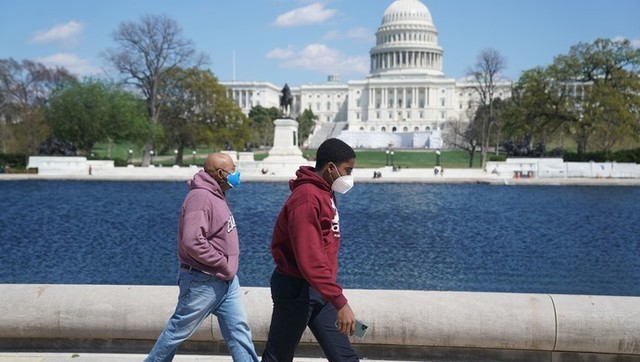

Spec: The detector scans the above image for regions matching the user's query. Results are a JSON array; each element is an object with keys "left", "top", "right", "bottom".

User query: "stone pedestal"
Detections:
[
  {"left": 263, "top": 119, "right": 305, "bottom": 162},
  {"left": 259, "top": 118, "right": 313, "bottom": 176}
]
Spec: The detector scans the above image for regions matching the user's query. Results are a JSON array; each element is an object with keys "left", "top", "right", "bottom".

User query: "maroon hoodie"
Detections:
[
  {"left": 271, "top": 166, "right": 348, "bottom": 309},
  {"left": 177, "top": 170, "right": 239, "bottom": 281}
]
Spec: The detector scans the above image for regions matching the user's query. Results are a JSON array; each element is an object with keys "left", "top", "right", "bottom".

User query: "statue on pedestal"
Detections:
[{"left": 279, "top": 83, "right": 293, "bottom": 118}]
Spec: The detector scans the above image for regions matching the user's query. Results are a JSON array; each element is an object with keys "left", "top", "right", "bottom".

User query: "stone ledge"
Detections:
[{"left": 1, "top": 285, "right": 639, "bottom": 360}]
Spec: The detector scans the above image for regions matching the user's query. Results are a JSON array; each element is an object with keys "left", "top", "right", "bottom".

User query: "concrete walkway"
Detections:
[{"left": 0, "top": 353, "right": 402, "bottom": 362}]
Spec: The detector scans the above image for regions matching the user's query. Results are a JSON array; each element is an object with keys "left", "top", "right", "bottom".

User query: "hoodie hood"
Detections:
[
  {"left": 188, "top": 170, "right": 225, "bottom": 200},
  {"left": 290, "top": 166, "right": 332, "bottom": 193}
]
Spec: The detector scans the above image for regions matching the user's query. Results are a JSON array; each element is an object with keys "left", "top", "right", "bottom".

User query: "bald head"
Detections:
[
  {"left": 204, "top": 153, "right": 234, "bottom": 173},
  {"left": 203, "top": 153, "right": 236, "bottom": 192}
]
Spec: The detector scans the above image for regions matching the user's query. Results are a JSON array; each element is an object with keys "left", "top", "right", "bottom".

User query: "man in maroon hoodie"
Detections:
[
  {"left": 146, "top": 153, "right": 258, "bottom": 362},
  {"left": 262, "top": 138, "right": 359, "bottom": 362}
]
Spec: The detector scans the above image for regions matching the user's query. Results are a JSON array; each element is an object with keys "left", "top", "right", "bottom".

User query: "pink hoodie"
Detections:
[{"left": 177, "top": 170, "right": 239, "bottom": 280}]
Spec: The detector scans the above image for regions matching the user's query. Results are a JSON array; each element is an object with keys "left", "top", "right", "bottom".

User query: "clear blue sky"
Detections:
[{"left": 1, "top": 0, "right": 639, "bottom": 87}]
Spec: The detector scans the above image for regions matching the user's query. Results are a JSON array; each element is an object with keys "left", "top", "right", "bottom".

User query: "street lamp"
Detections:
[
  {"left": 149, "top": 150, "right": 154, "bottom": 165},
  {"left": 390, "top": 151, "right": 395, "bottom": 167},
  {"left": 174, "top": 149, "right": 178, "bottom": 165},
  {"left": 128, "top": 149, "right": 133, "bottom": 164},
  {"left": 192, "top": 150, "right": 197, "bottom": 165},
  {"left": 435, "top": 149, "right": 441, "bottom": 167},
  {"left": 385, "top": 150, "right": 390, "bottom": 166}
]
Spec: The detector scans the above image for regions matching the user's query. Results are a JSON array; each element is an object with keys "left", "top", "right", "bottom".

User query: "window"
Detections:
[
  {"left": 414, "top": 127, "right": 419, "bottom": 131},
  {"left": 327, "top": 102, "right": 331, "bottom": 111},
  {"left": 403, "top": 127, "right": 408, "bottom": 131},
  {"left": 359, "top": 127, "right": 364, "bottom": 131},
  {"left": 392, "top": 127, "right": 397, "bottom": 132}
]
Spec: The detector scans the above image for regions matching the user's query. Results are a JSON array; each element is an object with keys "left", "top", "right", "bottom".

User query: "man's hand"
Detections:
[{"left": 336, "top": 303, "right": 356, "bottom": 335}]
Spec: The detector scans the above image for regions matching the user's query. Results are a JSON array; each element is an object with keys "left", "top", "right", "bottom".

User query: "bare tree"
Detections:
[
  {"left": 104, "top": 14, "right": 207, "bottom": 166},
  {"left": 0, "top": 58, "right": 75, "bottom": 153},
  {"left": 466, "top": 48, "right": 506, "bottom": 169},
  {"left": 443, "top": 106, "right": 480, "bottom": 168}
]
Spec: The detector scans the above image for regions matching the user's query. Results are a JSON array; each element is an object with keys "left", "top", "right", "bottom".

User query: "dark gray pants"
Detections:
[{"left": 261, "top": 270, "right": 359, "bottom": 362}]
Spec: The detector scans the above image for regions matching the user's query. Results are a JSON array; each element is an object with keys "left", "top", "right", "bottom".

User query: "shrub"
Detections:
[
  {"left": 0, "top": 154, "right": 28, "bottom": 168},
  {"left": 563, "top": 148, "right": 640, "bottom": 163},
  {"left": 489, "top": 155, "right": 507, "bottom": 162}
]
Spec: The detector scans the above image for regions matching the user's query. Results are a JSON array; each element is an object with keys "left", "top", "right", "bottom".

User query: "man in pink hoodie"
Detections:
[
  {"left": 146, "top": 153, "right": 258, "bottom": 362},
  {"left": 262, "top": 138, "right": 360, "bottom": 362}
]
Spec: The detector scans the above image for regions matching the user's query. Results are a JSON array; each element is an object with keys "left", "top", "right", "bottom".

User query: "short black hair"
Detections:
[{"left": 315, "top": 138, "right": 356, "bottom": 169}]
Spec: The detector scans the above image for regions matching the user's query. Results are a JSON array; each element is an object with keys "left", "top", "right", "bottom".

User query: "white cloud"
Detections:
[
  {"left": 36, "top": 53, "right": 102, "bottom": 76},
  {"left": 274, "top": 3, "right": 336, "bottom": 27},
  {"left": 30, "top": 21, "right": 84, "bottom": 46},
  {"left": 322, "top": 28, "right": 373, "bottom": 43},
  {"left": 266, "top": 45, "right": 296, "bottom": 59},
  {"left": 322, "top": 30, "right": 340, "bottom": 42},
  {"left": 268, "top": 43, "right": 368, "bottom": 76},
  {"left": 612, "top": 36, "right": 640, "bottom": 49},
  {"left": 345, "top": 27, "right": 373, "bottom": 41}
]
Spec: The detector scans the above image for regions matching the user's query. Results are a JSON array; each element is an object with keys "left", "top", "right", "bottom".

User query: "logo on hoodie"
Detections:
[
  {"left": 330, "top": 198, "right": 340, "bottom": 237},
  {"left": 227, "top": 214, "right": 237, "bottom": 233}
]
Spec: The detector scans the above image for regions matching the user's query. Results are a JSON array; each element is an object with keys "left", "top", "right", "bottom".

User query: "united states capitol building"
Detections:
[{"left": 221, "top": 0, "right": 511, "bottom": 149}]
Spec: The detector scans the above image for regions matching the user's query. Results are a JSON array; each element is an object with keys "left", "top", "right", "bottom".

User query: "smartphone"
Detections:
[{"left": 354, "top": 319, "right": 369, "bottom": 339}]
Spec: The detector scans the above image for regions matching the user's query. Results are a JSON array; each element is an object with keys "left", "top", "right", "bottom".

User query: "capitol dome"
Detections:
[
  {"left": 382, "top": 0, "right": 433, "bottom": 26},
  {"left": 369, "top": 0, "right": 444, "bottom": 78}
]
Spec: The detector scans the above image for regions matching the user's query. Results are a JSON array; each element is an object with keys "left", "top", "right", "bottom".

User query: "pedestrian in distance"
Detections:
[
  {"left": 145, "top": 153, "right": 259, "bottom": 362},
  {"left": 262, "top": 138, "right": 360, "bottom": 362}
]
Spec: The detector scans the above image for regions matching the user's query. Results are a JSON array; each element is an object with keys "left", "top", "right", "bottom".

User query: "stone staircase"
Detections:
[{"left": 306, "top": 121, "right": 348, "bottom": 148}]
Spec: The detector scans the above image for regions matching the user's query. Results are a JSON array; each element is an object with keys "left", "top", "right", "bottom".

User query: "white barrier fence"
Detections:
[{"left": 487, "top": 158, "right": 640, "bottom": 179}]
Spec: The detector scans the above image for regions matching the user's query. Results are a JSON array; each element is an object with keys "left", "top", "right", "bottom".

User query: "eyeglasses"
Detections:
[{"left": 216, "top": 168, "right": 235, "bottom": 175}]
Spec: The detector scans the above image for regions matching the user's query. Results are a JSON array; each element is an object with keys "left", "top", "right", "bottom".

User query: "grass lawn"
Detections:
[
  {"left": 350, "top": 149, "right": 479, "bottom": 168},
  {"left": 92, "top": 142, "right": 481, "bottom": 169}
]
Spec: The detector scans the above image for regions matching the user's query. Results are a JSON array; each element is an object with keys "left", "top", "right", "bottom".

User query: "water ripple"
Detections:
[{"left": 1, "top": 181, "right": 639, "bottom": 296}]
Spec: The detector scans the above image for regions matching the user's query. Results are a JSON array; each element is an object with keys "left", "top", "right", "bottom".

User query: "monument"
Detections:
[
  {"left": 258, "top": 118, "right": 313, "bottom": 176},
  {"left": 279, "top": 83, "right": 293, "bottom": 118}
]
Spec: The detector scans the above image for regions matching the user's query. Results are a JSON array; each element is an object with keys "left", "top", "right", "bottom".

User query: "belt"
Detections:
[
  {"left": 180, "top": 263, "right": 204, "bottom": 273},
  {"left": 180, "top": 263, "right": 223, "bottom": 279}
]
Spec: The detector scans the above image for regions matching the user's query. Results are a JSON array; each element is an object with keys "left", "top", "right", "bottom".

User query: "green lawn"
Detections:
[
  {"left": 350, "top": 149, "right": 479, "bottom": 168},
  {"left": 92, "top": 142, "right": 481, "bottom": 168}
]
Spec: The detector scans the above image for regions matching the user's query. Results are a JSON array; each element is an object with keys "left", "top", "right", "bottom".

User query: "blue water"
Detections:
[{"left": 1, "top": 180, "right": 639, "bottom": 296}]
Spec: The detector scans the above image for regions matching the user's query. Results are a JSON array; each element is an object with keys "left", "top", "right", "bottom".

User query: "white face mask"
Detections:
[{"left": 330, "top": 164, "right": 354, "bottom": 194}]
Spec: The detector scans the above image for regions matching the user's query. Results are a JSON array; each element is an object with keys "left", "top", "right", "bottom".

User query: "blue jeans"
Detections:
[{"left": 145, "top": 269, "right": 259, "bottom": 362}]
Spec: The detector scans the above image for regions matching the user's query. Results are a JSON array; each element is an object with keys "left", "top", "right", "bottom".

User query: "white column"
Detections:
[
  {"left": 402, "top": 88, "right": 407, "bottom": 109},
  {"left": 394, "top": 88, "right": 398, "bottom": 109},
  {"left": 412, "top": 88, "right": 417, "bottom": 109},
  {"left": 382, "top": 88, "right": 387, "bottom": 109}
]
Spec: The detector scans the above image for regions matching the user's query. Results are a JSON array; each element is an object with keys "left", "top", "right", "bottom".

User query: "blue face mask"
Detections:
[{"left": 226, "top": 170, "right": 241, "bottom": 188}]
